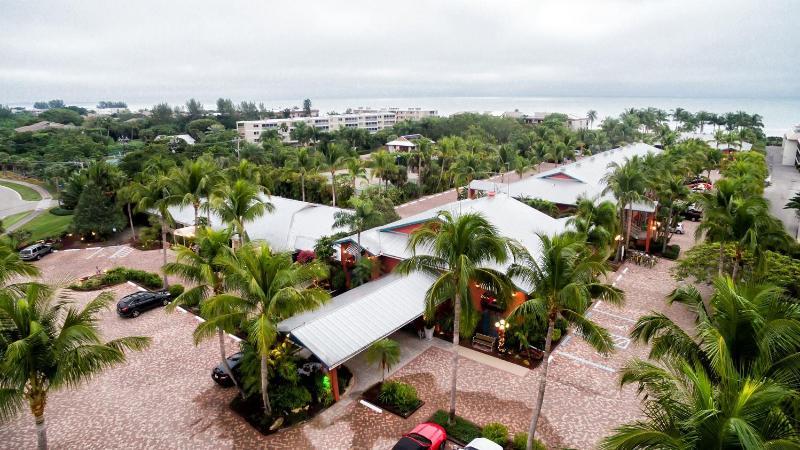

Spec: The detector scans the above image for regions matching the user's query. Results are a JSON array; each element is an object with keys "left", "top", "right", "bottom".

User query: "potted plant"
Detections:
[{"left": 423, "top": 300, "right": 436, "bottom": 340}]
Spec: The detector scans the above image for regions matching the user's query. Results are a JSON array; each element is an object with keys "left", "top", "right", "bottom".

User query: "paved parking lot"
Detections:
[{"left": 1, "top": 228, "right": 700, "bottom": 449}]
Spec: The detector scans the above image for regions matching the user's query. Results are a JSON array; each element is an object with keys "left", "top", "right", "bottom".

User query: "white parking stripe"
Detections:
[
  {"left": 85, "top": 248, "right": 105, "bottom": 259},
  {"left": 555, "top": 351, "right": 616, "bottom": 372}
]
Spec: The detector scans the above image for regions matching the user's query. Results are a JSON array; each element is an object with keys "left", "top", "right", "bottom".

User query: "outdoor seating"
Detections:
[{"left": 472, "top": 333, "right": 496, "bottom": 352}]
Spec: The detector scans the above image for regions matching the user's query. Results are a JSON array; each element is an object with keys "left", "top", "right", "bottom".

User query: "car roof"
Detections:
[
  {"left": 392, "top": 436, "right": 429, "bottom": 450},
  {"left": 465, "top": 437, "right": 504, "bottom": 450}
]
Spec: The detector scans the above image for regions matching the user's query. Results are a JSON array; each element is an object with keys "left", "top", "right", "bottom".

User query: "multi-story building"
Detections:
[
  {"left": 503, "top": 111, "right": 589, "bottom": 131},
  {"left": 237, "top": 111, "right": 398, "bottom": 143},
  {"left": 782, "top": 124, "right": 800, "bottom": 167},
  {"left": 347, "top": 107, "right": 438, "bottom": 121}
]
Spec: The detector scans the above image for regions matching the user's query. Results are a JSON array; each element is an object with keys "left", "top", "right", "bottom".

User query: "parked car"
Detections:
[
  {"left": 462, "top": 437, "right": 504, "bottom": 450},
  {"left": 116, "top": 290, "right": 173, "bottom": 318},
  {"left": 212, "top": 352, "right": 244, "bottom": 387},
  {"left": 393, "top": 423, "right": 446, "bottom": 450},
  {"left": 670, "top": 222, "right": 685, "bottom": 235},
  {"left": 681, "top": 205, "right": 703, "bottom": 222},
  {"left": 19, "top": 242, "right": 52, "bottom": 261}
]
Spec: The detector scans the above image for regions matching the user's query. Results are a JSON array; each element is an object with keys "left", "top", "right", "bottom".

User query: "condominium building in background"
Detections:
[{"left": 237, "top": 108, "right": 438, "bottom": 143}]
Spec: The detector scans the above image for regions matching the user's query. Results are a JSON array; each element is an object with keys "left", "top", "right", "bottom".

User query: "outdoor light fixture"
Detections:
[
  {"left": 495, "top": 319, "right": 509, "bottom": 353},
  {"left": 614, "top": 234, "right": 623, "bottom": 241}
]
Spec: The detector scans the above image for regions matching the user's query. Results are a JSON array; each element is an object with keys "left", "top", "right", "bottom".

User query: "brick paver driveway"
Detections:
[{"left": 1, "top": 223, "right": 702, "bottom": 449}]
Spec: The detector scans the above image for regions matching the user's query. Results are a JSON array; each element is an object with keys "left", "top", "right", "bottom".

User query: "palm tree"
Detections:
[
  {"left": 449, "top": 151, "right": 488, "bottom": 192},
  {"left": 200, "top": 243, "right": 330, "bottom": 416},
  {"left": 333, "top": 198, "right": 380, "bottom": 246},
  {"left": 370, "top": 150, "right": 397, "bottom": 192},
  {"left": 211, "top": 179, "right": 273, "bottom": 245},
  {"left": 567, "top": 198, "right": 619, "bottom": 254},
  {"left": 413, "top": 138, "right": 433, "bottom": 190},
  {"left": 169, "top": 157, "right": 219, "bottom": 226},
  {"left": 290, "top": 147, "right": 319, "bottom": 202},
  {"left": 163, "top": 226, "right": 242, "bottom": 394},
  {"left": 344, "top": 157, "right": 367, "bottom": 193},
  {"left": 514, "top": 156, "right": 534, "bottom": 180},
  {"left": 0, "top": 285, "right": 150, "bottom": 450},
  {"left": 602, "top": 156, "right": 650, "bottom": 261},
  {"left": 601, "top": 357, "right": 800, "bottom": 449},
  {"left": 138, "top": 173, "right": 175, "bottom": 287},
  {"left": 784, "top": 191, "right": 800, "bottom": 217},
  {"left": 396, "top": 211, "right": 514, "bottom": 424},
  {"left": 0, "top": 241, "right": 39, "bottom": 289},
  {"left": 366, "top": 338, "right": 401, "bottom": 382},
  {"left": 654, "top": 175, "right": 689, "bottom": 254},
  {"left": 117, "top": 180, "right": 144, "bottom": 243},
  {"left": 508, "top": 233, "right": 623, "bottom": 449},
  {"left": 587, "top": 110, "right": 597, "bottom": 128},
  {"left": 320, "top": 142, "right": 349, "bottom": 207}
]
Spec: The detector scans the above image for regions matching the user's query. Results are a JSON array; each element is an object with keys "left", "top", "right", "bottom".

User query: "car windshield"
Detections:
[{"left": 407, "top": 433, "right": 431, "bottom": 445}]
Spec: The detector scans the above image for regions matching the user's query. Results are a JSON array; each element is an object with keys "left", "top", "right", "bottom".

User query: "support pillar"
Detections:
[
  {"left": 341, "top": 244, "right": 351, "bottom": 289},
  {"left": 645, "top": 214, "right": 653, "bottom": 254},
  {"left": 329, "top": 367, "right": 340, "bottom": 402}
]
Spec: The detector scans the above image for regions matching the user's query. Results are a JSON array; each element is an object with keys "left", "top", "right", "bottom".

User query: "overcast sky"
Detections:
[{"left": 1, "top": 0, "right": 798, "bottom": 104}]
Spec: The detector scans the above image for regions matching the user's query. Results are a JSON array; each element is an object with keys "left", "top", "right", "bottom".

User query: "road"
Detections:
[
  {"left": 765, "top": 146, "right": 800, "bottom": 239},
  {"left": 0, "top": 178, "right": 57, "bottom": 232}
]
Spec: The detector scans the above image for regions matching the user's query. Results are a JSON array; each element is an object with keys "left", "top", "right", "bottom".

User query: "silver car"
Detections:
[{"left": 19, "top": 242, "right": 52, "bottom": 261}]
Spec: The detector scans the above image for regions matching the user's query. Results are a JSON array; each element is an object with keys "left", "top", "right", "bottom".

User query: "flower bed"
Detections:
[
  {"left": 69, "top": 267, "right": 164, "bottom": 291},
  {"left": 362, "top": 380, "right": 424, "bottom": 418}
]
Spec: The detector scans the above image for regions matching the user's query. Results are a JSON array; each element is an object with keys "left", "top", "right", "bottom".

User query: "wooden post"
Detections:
[
  {"left": 329, "top": 367, "right": 340, "bottom": 402},
  {"left": 341, "top": 244, "right": 351, "bottom": 289},
  {"left": 645, "top": 214, "right": 653, "bottom": 254}
]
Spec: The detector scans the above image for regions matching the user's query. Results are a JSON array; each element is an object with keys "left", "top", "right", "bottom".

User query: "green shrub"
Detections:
[
  {"left": 269, "top": 384, "right": 312, "bottom": 413},
  {"left": 168, "top": 284, "right": 185, "bottom": 297},
  {"left": 49, "top": 207, "right": 74, "bottom": 216},
  {"left": 513, "top": 433, "right": 546, "bottom": 450},
  {"left": 663, "top": 244, "right": 680, "bottom": 260},
  {"left": 430, "top": 409, "right": 482, "bottom": 444},
  {"left": 378, "top": 381, "right": 420, "bottom": 414},
  {"left": 551, "top": 328, "right": 562, "bottom": 341},
  {"left": 69, "top": 267, "right": 163, "bottom": 290},
  {"left": 482, "top": 422, "right": 509, "bottom": 446}
]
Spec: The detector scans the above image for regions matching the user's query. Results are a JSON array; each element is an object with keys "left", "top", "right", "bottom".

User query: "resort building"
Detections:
[
  {"left": 679, "top": 132, "right": 752, "bottom": 153},
  {"left": 469, "top": 142, "right": 663, "bottom": 250},
  {"left": 781, "top": 124, "right": 800, "bottom": 167},
  {"left": 165, "top": 195, "right": 349, "bottom": 253},
  {"left": 13, "top": 121, "right": 76, "bottom": 133},
  {"left": 502, "top": 111, "right": 589, "bottom": 131},
  {"left": 385, "top": 134, "right": 434, "bottom": 152},
  {"left": 277, "top": 193, "right": 569, "bottom": 399},
  {"left": 347, "top": 107, "right": 438, "bottom": 122},
  {"left": 236, "top": 112, "right": 397, "bottom": 144}
]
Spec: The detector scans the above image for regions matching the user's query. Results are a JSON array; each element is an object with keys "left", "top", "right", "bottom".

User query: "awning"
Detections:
[
  {"left": 277, "top": 272, "right": 435, "bottom": 369},
  {"left": 173, "top": 225, "right": 197, "bottom": 238}
]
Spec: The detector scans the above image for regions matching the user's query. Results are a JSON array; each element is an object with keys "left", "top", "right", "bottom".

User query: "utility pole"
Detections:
[{"left": 232, "top": 137, "right": 242, "bottom": 160}]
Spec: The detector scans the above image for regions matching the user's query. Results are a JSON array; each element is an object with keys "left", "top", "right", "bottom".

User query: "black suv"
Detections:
[
  {"left": 116, "top": 290, "right": 172, "bottom": 318},
  {"left": 212, "top": 352, "right": 244, "bottom": 387}
]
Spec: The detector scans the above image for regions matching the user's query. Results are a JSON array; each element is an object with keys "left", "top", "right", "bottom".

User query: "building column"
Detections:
[
  {"left": 329, "top": 367, "right": 340, "bottom": 402},
  {"left": 645, "top": 214, "right": 653, "bottom": 254},
  {"left": 340, "top": 244, "right": 351, "bottom": 289}
]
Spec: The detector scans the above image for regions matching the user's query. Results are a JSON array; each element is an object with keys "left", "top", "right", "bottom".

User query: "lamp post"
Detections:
[{"left": 495, "top": 319, "right": 509, "bottom": 353}]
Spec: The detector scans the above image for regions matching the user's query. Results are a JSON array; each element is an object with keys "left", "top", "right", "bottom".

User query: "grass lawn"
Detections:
[
  {"left": 1, "top": 211, "right": 31, "bottom": 229},
  {"left": 0, "top": 181, "right": 42, "bottom": 201},
  {"left": 18, "top": 211, "right": 72, "bottom": 242}
]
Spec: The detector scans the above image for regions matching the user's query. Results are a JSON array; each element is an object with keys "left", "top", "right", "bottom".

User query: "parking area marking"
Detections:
[
  {"left": 610, "top": 334, "right": 631, "bottom": 350},
  {"left": 109, "top": 247, "right": 133, "bottom": 259},
  {"left": 84, "top": 248, "right": 105, "bottom": 259},
  {"left": 555, "top": 351, "right": 616, "bottom": 373},
  {"left": 591, "top": 308, "right": 637, "bottom": 323}
]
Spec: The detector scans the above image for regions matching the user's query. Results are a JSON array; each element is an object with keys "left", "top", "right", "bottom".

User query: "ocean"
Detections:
[{"left": 10, "top": 96, "right": 800, "bottom": 137}]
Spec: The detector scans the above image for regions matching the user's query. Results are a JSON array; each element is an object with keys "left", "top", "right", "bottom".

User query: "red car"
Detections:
[{"left": 393, "top": 422, "right": 447, "bottom": 450}]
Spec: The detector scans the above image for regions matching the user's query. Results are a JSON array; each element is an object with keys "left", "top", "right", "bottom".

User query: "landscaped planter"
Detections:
[{"left": 361, "top": 381, "right": 425, "bottom": 418}]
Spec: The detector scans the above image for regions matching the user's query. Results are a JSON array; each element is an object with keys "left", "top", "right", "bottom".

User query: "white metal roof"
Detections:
[
  {"left": 278, "top": 272, "right": 435, "bottom": 368},
  {"left": 470, "top": 143, "right": 660, "bottom": 212},
  {"left": 386, "top": 139, "right": 416, "bottom": 147},
  {"left": 166, "top": 195, "right": 349, "bottom": 252}
]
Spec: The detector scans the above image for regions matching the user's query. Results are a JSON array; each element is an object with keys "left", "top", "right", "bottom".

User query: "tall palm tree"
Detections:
[
  {"left": 413, "top": 138, "right": 433, "bottom": 190},
  {"left": 289, "top": 147, "right": 318, "bottom": 202},
  {"left": 567, "top": 198, "right": 619, "bottom": 254},
  {"left": 509, "top": 233, "right": 623, "bottom": 449},
  {"left": 0, "top": 285, "right": 150, "bottom": 450},
  {"left": 396, "top": 211, "right": 514, "bottom": 424},
  {"left": 654, "top": 175, "right": 689, "bottom": 253},
  {"left": 370, "top": 150, "right": 398, "bottom": 192},
  {"left": 602, "top": 156, "right": 650, "bottom": 262},
  {"left": 138, "top": 173, "right": 175, "bottom": 287},
  {"left": 0, "top": 241, "right": 39, "bottom": 290},
  {"left": 320, "top": 142, "right": 349, "bottom": 207},
  {"left": 344, "top": 158, "right": 367, "bottom": 193},
  {"left": 199, "top": 243, "right": 330, "bottom": 416},
  {"left": 163, "top": 226, "right": 242, "bottom": 394},
  {"left": 211, "top": 179, "right": 273, "bottom": 245},
  {"left": 587, "top": 110, "right": 597, "bottom": 128},
  {"left": 333, "top": 198, "right": 380, "bottom": 246},
  {"left": 449, "top": 151, "right": 488, "bottom": 192},
  {"left": 169, "top": 157, "right": 220, "bottom": 226},
  {"left": 117, "top": 180, "right": 144, "bottom": 243},
  {"left": 366, "top": 338, "right": 401, "bottom": 382}
]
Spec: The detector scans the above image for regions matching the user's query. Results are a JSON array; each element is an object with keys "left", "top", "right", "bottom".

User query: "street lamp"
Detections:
[{"left": 494, "top": 319, "right": 510, "bottom": 353}]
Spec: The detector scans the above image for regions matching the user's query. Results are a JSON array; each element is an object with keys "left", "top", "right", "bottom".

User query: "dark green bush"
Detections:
[
  {"left": 430, "top": 409, "right": 482, "bottom": 444},
  {"left": 270, "top": 384, "right": 312, "bottom": 413},
  {"left": 69, "top": 267, "right": 163, "bottom": 290},
  {"left": 512, "top": 433, "right": 546, "bottom": 450},
  {"left": 482, "top": 422, "right": 509, "bottom": 446},
  {"left": 168, "top": 284, "right": 185, "bottom": 297},
  {"left": 663, "top": 244, "right": 681, "bottom": 260},
  {"left": 378, "top": 381, "right": 420, "bottom": 414},
  {"left": 49, "top": 207, "right": 74, "bottom": 216}
]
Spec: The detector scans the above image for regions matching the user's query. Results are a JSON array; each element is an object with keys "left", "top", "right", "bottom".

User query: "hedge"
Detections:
[
  {"left": 69, "top": 267, "right": 163, "bottom": 291},
  {"left": 430, "top": 410, "right": 482, "bottom": 444},
  {"left": 482, "top": 422, "right": 509, "bottom": 446},
  {"left": 512, "top": 433, "right": 546, "bottom": 450},
  {"left": 49, "top": 207, "right": 74, "bottom": 216},
  {"left": 663, "top": 244, "right": 681, "bottom": 260}
]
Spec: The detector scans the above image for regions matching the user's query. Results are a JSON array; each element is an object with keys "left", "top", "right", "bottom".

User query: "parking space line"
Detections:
[
  {"left": 555, "top": 351, "right": 616, "bottom": 373},
  {"left": 85, "top": 248, "right": 105, "bottom": 259},
  {"left": 591, "top": 308, "right": 637, "bottom": 323}
]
